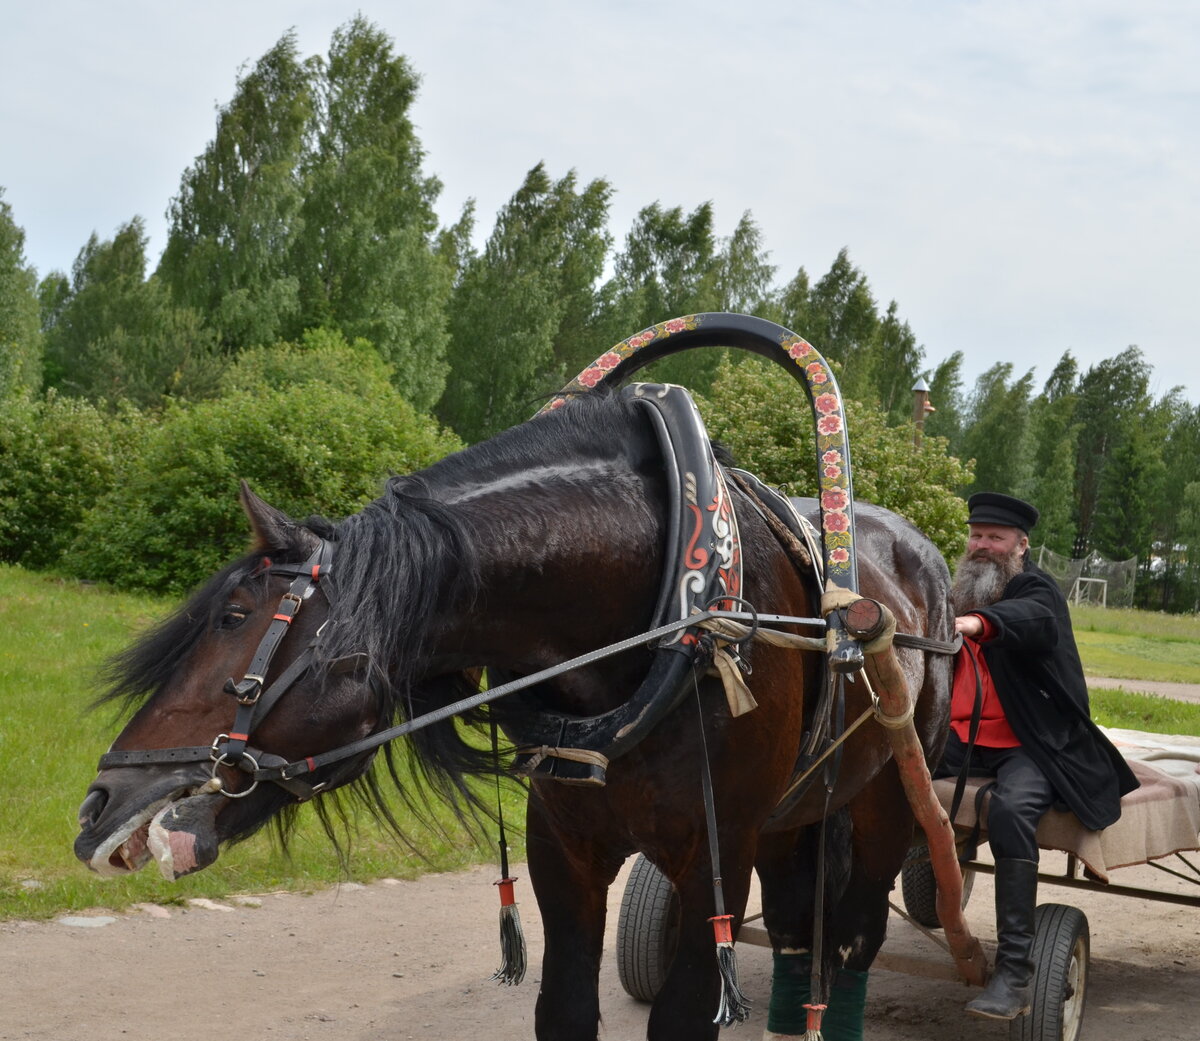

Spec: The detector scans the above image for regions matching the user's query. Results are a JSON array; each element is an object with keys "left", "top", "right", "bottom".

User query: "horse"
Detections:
[{"left": 74, "top": 383, "right": 953, "bottom": 1041}]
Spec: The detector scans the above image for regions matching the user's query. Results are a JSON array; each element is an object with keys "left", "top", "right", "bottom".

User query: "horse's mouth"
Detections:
[{"left": 83, "top": 784, "right": 224, "bottom": 881}]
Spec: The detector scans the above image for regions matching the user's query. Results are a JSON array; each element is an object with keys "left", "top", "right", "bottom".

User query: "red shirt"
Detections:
[{"left": 951, "top": 614, "right": 1020, "bottom": 748}]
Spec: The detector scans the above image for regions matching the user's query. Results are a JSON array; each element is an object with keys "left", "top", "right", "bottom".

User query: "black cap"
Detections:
[{"left": 966, "top": 492, "right": 1039, "bottom": 533}]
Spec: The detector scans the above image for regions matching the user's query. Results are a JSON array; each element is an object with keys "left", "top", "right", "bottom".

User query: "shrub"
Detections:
[
  {"left": 696, "top": 356, "right": 973, "bottom": 560},
  {"left": 65, "top": 378, "right": 462, "bottom": 593},
  {"left": 0, "top": 393, "right": 143, "bottom": 568},
  {"left": 219, "top": 328, "right": 395, "bottom": 398}
]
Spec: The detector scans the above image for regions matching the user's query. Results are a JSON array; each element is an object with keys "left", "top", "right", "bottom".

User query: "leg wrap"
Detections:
[
  {"left": 820, "top": 968, "right": 868, "bottom": 1041},
  {"left": 766, "top": 952, "right": 812, "bottom": 1035}
]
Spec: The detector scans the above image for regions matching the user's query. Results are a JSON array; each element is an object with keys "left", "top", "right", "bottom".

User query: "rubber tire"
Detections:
[
  {"left": 1010, "top": 903, "right": 1089, "bottom": 1041},
  {"left": 615, "top": 853, "right": 680, "bottom": 1002},
  {"left": 899, "top": 848, "right": 975, "bottom": 928}
]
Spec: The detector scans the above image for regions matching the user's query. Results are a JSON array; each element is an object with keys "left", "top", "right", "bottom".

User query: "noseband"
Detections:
[{"left": 97, "top": 539, "right": 363, "bottom": 801}]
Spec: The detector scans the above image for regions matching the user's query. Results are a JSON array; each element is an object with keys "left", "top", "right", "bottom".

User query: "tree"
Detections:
[
  {"left": 1071, "top": 350, "right": 1153, "bottom": 555},
  {"left": 0, "top": 188, "right": 42, "bottom": 398},
  {"left": 594, "top": 202, "right": 725, "bottom": 390},
  {"left": 922, "top": 351, "right": 967, "bottom": 448},
  {"left": 800, "top": 248, "right": 880, "bottom": 401},
  {"left": 42, "top": 218, "right": 222, "bottom": 406},
  {"left": 697, "top": 356, "right": 973, "bottom": 560},
  {"left": 157, "top": 32, "right": 312, "bottom": 350},
  {"left": 438, "top": 163, "right": 612, "bottom": 442},
  {"left": 715, "top": 211, "right": 776, "bottom": 315},
  {"left": 1092, "top": 410, "right": 1165, "bottom": 564},
  {"left": 1019, "top": 352, "right": 1080, "bottom": 555},
  {"left": 959, "top": 363, "right": 1035, "bottom": 496},
  {"left": 1152, "top": 400, "right": 1200, "bottom": 609},
  {"left": 292, "top": 16, "right": 457, "bottom": 410},
  {"left": 870, "top": 300, "right": 924, "bottom": 425}
]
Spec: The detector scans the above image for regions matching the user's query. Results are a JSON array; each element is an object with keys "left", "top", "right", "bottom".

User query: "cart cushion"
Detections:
[{"left": 933, "top": 727, "right": 1200, "bottom": 882}]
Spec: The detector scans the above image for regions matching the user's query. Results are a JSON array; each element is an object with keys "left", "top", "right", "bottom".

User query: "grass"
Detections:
[
  {"left": 2, "top": 567, "right": 1198, "bottom": 921},
  {"left": 0, "top": 565, "right": 525, "bottom": 922},
  {"left": 1071, "top": 604, "right": 1200, "bottom": 685},
  {"left": 1090, "top": 688, "right": 1200, "bottom": 736}
]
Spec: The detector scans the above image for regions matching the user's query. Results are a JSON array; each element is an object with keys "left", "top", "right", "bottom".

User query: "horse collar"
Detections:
[{"left": 508, "top": 383, "right": 745, "bottom": 785}]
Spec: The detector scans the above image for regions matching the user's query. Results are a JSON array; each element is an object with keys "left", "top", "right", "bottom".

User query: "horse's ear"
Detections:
[{"left": 239, "top": 481, "right": 320, "bottom": 555}]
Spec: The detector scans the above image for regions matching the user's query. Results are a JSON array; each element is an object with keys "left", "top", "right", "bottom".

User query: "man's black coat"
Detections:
[{"left": 974, "top": 558, "right": 1139, "bottom": 830}]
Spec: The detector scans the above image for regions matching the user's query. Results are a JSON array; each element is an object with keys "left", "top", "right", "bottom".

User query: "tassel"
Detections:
[
  {"left": 710, "top": 914, "right": 752, "bottom": 1025},
  {"left": 802, "top": 1002, "right": 827, "bottom": 1040},
  {"left": 490, "top": 876, "right": 527, "bottom": 986}
]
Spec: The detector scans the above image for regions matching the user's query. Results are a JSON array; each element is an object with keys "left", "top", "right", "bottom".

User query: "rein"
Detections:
[{"left": 96, "top": 554, "right": 956, "bottom": 801}]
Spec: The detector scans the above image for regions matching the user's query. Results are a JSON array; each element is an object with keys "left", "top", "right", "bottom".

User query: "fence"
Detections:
[{"left": 1033, "top": 545, "right": 1137, "bottom": 608}]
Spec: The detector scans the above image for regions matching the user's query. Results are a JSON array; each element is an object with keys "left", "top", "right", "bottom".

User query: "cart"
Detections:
[{"left": 614, "top": 726, "right": 1200, "bottom": 1041}]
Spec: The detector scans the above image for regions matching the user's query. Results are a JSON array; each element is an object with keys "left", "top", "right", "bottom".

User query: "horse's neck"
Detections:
[{"left": 434, "top": 466, "right": 665, "bottom": 702}]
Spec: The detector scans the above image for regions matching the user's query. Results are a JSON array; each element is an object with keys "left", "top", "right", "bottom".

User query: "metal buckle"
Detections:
[{"left": 209, "top": 735, "right": 259, "bottom": 799}]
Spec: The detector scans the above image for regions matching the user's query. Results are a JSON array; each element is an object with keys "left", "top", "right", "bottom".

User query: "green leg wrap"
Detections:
[
  {"left": 766, "top": 952, "right": 812, "bottom": 1035},
  {"left": 819, "top": 968, "right": 868, "bottom": 1041},
  {"left": 766, "top": 953, "right": 868, "bottom": 1040}
]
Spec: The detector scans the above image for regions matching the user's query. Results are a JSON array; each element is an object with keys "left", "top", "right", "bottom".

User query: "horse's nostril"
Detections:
[{"left": 77, "top": 787, "right": 108, "bottom": 829}]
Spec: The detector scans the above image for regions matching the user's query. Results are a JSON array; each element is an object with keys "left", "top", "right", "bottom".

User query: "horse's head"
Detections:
[{"left": 74, "top": 485, "right": 381, "bottom": 881}]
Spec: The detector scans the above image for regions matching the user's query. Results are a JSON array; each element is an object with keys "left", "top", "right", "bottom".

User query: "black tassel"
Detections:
[
  {"left": 490, "top": 877, "right": 527, "bottom": 986},
  {"left": 711, "top": 915, "right": 752, "bottom": 1025}
]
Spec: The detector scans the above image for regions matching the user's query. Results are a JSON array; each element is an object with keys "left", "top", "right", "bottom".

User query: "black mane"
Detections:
[{"left": 99, "top": 390, "right": 657, "bottom": 839}]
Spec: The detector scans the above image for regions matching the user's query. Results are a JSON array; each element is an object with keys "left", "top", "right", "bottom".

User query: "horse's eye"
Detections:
[{"left": 218, "top": 605, "right": 249, "bottom": 630}]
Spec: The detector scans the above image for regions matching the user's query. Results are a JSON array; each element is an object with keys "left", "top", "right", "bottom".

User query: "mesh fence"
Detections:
[{"left": 1032, "top": 545, "right": 1138, "bottom": 608}]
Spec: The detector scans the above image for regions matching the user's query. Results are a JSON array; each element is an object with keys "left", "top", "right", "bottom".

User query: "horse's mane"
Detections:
[{"left": 99, "top": 389, "right": 655, "bottom": 845}]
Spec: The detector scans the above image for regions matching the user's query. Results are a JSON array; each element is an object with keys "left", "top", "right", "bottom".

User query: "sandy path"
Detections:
[
  {"left": 1086, "top": 676, "right": 1200, "bottom": 705},
  {"left": 3, "top": 851, "right": 1196, "bottom": 1041}
]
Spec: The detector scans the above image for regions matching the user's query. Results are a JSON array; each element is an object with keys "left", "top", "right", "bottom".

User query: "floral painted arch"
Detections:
[{"left": 539, "top": 311, "right": 864, "bottom": 671}]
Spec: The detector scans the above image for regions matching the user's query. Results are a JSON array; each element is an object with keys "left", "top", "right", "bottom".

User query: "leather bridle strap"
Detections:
[{"left": 217, "top": 541, "right": 333, "bottom": 767}]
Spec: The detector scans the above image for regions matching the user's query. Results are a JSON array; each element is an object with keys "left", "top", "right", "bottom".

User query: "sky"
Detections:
[{"left": 4, "top": 1, "right": 1198, "bottom": 403}]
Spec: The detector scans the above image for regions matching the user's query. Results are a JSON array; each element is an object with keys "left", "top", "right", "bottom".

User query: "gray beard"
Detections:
[{"left": 951, "top": 549, "right": 1026, "bottom": 614}]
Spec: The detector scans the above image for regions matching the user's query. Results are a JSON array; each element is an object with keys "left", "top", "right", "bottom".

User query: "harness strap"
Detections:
[{"left": 220, "top": 541, "right": 332, "bottom": 767}]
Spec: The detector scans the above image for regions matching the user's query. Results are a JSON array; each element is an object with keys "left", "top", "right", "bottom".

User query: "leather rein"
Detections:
[{"left": 96, "top": 529, "right": 956, "bottom": 803}]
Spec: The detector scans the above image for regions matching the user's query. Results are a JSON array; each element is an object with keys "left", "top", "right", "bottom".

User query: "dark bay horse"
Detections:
[{"left": 75, "top": 387, "right": 952, "bottom": 1040}]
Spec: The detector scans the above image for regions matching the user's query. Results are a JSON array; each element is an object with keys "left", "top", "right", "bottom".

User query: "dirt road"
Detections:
[{"left": 3, "top": 852, "right": 1195, "bottom": 1041}]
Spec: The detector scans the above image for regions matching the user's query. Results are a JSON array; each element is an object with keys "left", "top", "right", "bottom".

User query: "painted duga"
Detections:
[{"left": 75, "top": 389, "right": 952, "bottom": 1041}]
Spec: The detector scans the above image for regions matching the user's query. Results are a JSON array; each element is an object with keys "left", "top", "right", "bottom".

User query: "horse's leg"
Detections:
[
  {"left": 526, "top": 787, "right": 624, "bottom": 1041},
  {"left": 818, "top": 763, "right": 916, "bottom": 1041},
  {"left": 644, "top": 836, "right": 757, "bottom": 1041},
  {"left": 756, "top": 815, "right": 854, "bottom": 1040}
]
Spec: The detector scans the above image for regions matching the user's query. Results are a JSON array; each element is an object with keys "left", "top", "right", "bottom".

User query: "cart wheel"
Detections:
[
  {"left": 899, "top": 848, "right": 975, "bottom": 928},
  {"left": 1011, "top": 903, "right": 1089, "bottom": 1041},
  {"left": 616, "top": 854, "right": 679, "bottom": 1002}
]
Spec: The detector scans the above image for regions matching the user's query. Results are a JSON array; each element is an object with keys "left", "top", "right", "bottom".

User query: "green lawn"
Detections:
[
  {"left": 2, "top": 566, "right": 1197, "bottom": 921},
  {"left": 1071, "top": 604, "right": 1200, "bottom": 685}
]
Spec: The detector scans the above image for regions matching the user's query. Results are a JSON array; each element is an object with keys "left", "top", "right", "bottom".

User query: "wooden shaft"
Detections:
[{"left": 863, "top": 603, "right": 989, "bottom": 987}]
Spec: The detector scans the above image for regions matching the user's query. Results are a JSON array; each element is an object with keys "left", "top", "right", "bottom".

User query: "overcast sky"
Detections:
[{"left": 4, "top": 1, "right": 1197, "bottom": 403}]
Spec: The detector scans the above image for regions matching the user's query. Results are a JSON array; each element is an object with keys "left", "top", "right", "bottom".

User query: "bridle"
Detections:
[{"left": 97, "top": 539, "right": 368, "bottom": 802}]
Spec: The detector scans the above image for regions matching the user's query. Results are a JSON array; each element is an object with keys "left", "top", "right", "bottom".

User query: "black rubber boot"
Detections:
[{"left": 966, "top": 858, "right": 1038, "bottom": 1020}]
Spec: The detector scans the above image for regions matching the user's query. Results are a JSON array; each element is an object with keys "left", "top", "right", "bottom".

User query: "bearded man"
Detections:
[{"left": 936, "top": 492, "right": 1138, "bottom": 1021}]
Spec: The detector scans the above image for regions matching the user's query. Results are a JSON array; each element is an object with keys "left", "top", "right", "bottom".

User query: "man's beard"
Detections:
[{"left": 951, "top": 547, "right": 1026, "bottom": 614}]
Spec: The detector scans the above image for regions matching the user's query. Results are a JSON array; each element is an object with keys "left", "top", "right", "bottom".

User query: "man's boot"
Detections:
[{"left": 966, "top": 858, "right": 1038, "bottom": 1020}]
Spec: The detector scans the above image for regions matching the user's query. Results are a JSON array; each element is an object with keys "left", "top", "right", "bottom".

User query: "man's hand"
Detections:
[{"left": 955, "top": 614, "right": 984, "bottom": 638}]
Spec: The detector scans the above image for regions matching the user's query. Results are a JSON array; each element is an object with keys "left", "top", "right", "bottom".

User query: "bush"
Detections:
[
  {"left": 65, "top": 377, "right": 462, "bottom": 593},
  {"left": 696, "top": 356, "right": 973, "bottom": 560},
  {"left": 0, "top": 393, "right": 143, "bottom": 568},
  {"left": 219, "top": 328, "right": 396, "bottom": 398}
]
